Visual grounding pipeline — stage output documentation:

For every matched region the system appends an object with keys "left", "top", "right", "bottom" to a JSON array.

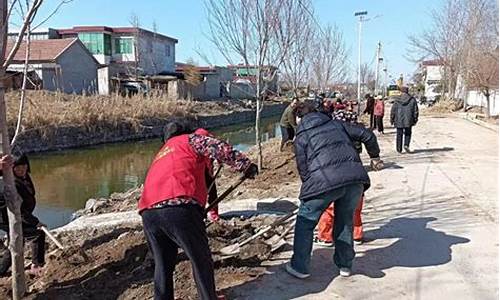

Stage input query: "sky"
[{"left": 26, "top": 0, "right": 441, "bottom": 83}]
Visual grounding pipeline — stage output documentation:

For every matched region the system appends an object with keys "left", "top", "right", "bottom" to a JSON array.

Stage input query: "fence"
[{"left": 465, "top": 89, "right": 499, "bottom": 116}]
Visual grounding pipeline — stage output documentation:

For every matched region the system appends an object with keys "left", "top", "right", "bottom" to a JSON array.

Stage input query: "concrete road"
[{"left": 228, "top": 115, "right": 498, "bottom": 300}]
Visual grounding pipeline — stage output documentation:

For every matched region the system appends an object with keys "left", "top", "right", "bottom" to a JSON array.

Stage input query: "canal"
[{"left": 29, "top": 116, "right": 282, "bottom": 228}]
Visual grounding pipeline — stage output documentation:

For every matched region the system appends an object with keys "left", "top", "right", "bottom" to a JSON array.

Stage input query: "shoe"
[
  {"left": 353, "top": 239, "right": 363, "bottom": 245},
  {"left": 285, "top": 262, "right": 310, "bottom": 279},
  {"left": 404, "top": 146, "right": 411, "bottom": 153},
  {"left": 313, "top": 237, "right": 333, "bottom": 247},
  {"left": 339, "top": 267, "right": 351, "bottom": 277}
]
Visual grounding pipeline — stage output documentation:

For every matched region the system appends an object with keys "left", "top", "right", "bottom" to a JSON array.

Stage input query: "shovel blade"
[{"left": 218, "top": 244, "right": 240, "bottom": 256}]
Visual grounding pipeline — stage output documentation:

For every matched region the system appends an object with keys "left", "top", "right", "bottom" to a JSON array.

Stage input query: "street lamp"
[{"left": 354, "top": 11, "right": 367, "bottom": 114}]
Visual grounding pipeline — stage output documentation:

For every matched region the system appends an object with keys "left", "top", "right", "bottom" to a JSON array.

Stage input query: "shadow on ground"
[
  {"left": 356, "top": 217, "right": 469, "bottom": 278},
  {"left": 225, "top": 216, "right": 470, "bottom": 299}
]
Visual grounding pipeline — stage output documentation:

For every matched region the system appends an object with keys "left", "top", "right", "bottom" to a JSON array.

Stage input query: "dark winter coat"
[
  {"left": 390, "top": 93, "right": 419, "bottom": 128},
  {"left": 363, "top": 96, "right": 375, "bottom": 115},
  {"left": 294, "top": 112, "right": 380, "bottom": 201},
  {"left": 0, "top": 174, "right": 39, "bottom": 228}
]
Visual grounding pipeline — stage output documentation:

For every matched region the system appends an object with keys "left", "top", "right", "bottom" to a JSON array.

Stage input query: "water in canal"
[{"left": 30, "top": 116, "right": 282, "bottom": 229}]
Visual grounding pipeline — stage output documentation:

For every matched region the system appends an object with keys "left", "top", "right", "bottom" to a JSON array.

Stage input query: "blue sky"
[{"left": 31, "top": 0, "right": 439, "bottom": 82}]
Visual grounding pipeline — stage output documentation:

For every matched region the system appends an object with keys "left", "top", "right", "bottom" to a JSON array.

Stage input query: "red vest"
[{"left": 138, "top": 134, "right": 208, "bottom": 212}]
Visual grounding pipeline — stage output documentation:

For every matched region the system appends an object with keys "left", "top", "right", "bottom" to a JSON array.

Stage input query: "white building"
[{"left": 56, "top": 26, "right": 177, "bottom": 76}]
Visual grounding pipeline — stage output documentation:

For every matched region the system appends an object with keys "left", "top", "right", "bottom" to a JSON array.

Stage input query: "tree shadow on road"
[{"left": 354, "top": 217, "right": 469, "bottom": 278}]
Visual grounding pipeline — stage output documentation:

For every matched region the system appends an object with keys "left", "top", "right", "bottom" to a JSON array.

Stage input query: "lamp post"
[{"left": 355, "top": 11, "right": 367, "bottom": 114}]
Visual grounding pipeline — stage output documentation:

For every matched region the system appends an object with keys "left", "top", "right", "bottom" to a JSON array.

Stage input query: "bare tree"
[
  {"left": 310, "top": 24, "right": 348, "bottom": 92},
  {"left": 0, "top": 1, "right": 74, "bottom": 298},
  {"left": 205, "top": 0, "right": 307, "bottom": 170},
  {"left": 129, "top": 13, "right": 141, "bottom": 80},
  {"left": 360, "top": 62, "right": 375, "bottom": 93},
  {"left": 281, "top": 0, "right": 313, "bottom": 96}
]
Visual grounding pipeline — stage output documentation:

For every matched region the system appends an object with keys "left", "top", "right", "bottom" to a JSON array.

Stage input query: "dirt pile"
[{"left": 0, "top": 215, "right": 284, "bottom": 299}]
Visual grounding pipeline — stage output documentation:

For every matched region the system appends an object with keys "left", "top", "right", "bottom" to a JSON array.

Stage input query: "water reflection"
[{"left": 29, "top": 116, "right": 281, "bottom": 228}]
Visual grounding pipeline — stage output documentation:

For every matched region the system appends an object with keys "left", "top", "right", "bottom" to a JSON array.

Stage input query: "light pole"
[{"left": 355, "top": 11, "right": 367, "bottom": 114}]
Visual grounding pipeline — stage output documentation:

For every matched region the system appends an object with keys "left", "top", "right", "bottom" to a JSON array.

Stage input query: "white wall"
[
  {"left": 424, "top": 65, "right": 443, "bottom": 99},
  {"left": 466, "top": 89, "right": 500, "bottom": 116}
]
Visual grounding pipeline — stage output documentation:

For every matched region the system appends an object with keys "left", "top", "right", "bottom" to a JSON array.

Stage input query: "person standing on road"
[
  {"left": 279, "top": 98, "right": 299, "bottom": 151},
  {"left": 374, "top": 95, "right": 385, "bottom": 135},
  {"left": 363, "top": 94, "right": 376, "bottom": 129},
  {"left": 139, "top": 118, "right": 258, "bottom": 300},
  {"left": 390, "top": 87, "right": 419, "bottom": 153},
  {"left": 286, "top": 103, "right": 382, "bottom": 279}
]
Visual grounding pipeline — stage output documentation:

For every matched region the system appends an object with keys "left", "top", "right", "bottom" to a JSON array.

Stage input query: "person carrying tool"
[
  {"left": 279, "top": 98, "right": 299, "bottom": 151},
  {"left": 139, "top": 117, "right": 258, "bottom": 300},
  {"left": 286, "top": 103, "right": 382, "bottom": 279},
  {"left": 0, "top": 154, "right": 46, "bottom": 277}
]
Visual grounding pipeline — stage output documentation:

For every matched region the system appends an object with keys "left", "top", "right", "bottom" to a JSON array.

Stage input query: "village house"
[{"left": 5, "top": 38, "right": 99, "bottom": 94}]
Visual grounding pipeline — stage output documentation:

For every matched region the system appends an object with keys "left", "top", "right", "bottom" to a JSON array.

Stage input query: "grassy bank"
[{"left": 5, "top": 91, "right": 255, "bottom": 135}]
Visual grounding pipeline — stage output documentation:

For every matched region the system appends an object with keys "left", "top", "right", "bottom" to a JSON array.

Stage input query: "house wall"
[
  {"left": 137, "top": 35, "right": 176, "bottom": 75},
  {"left": 57, "top": 42, "right": 98, "bottom": 94},
  {"left": 465, "top": 89, "right": 500, "bottom": 116}
]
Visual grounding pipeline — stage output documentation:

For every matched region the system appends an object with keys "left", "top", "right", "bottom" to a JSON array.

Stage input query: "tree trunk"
[
  {"left": 0, "top": 75, "right": 26, "bottom": 300},
  {"left": 0, "top": 2, "right": 26, "bottom": 298},
  {"left": 484, "top": 91, "right": 491, "bottom": 118},
  {"left": 255, "top": 67, "right": 263, "bottom": 171}
]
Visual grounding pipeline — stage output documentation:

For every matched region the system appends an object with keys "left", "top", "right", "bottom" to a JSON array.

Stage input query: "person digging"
[
  {"left": 286, "top": 103, "right": 382, "bottom": 279},
  {"left": 139, "top": 118, "right": 258, "bottom": 300},
  {"left": 0, "top": 154, "right": 47, "bottom": 277},
  {"left": 279, "top": 98, "right": 299, "bottom": 151}
]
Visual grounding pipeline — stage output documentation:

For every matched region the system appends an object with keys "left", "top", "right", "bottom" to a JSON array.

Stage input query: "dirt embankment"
[
  {"left": 76, "top": 138, "right": 300, "bottom": 217},
  {"left": 0, "top": 213, "right": 290, "bottom": 299}
]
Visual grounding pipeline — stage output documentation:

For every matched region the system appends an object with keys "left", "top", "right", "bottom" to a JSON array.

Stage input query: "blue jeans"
[{"left": 291, "top": 184, "right": 364, "bottom": 274}]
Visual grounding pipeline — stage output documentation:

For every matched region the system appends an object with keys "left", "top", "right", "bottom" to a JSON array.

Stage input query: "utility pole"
[
  {"left": 374, "top": 41, "right": 382, "bottom": 95},
  {"left": 383, "top": 63, "right": 388, "bottom": 97},
  {"left": 354, "top": 11, "right": 367, "bottom": 114}
]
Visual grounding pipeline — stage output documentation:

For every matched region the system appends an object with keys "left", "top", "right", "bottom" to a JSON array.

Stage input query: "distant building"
[
  {"left": 56, "top": 26, "right": 177, "bottom": 76},
  {"left": 5, "top": 38, "right": 99, "bottom": 94},
  {"left": 421, "top": 59, "right": 444, "bottom": 99},
  {"left": 174, "top": 63, "right": 233, "bottom": 100},
  {"left": 228, "top": 64, "right": 279, "bottom": 95}
]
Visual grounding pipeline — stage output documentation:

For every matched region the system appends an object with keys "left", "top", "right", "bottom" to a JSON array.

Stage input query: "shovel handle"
[
  {"left": 41, "top": 226, "right": 64, "bottom": 250},
  {"left": 205, "top": 175, "right": 246, "bottom": 214}
]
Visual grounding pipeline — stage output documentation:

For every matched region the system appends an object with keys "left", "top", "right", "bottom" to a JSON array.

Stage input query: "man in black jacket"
[
  {"left": 390, "top": 87, "right": 419, "bottom": 153},
  {"left": 286, "top": 104, "right": 382, "bottom": 279}
]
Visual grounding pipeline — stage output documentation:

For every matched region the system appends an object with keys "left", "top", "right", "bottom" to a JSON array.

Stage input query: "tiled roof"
[{"left": 5, "top": 38, "right": 78, "bottom": 62}]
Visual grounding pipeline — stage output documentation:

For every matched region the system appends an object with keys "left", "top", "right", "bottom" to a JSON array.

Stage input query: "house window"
[
  {"left": 79, "top": 32, "right": 109, "bottom": 55},
  {"left": 115, "top": 38, "right": 133, "bottom": 54},
  {"left": 166, "top": 44, "right": 171, "bottom": 57}
]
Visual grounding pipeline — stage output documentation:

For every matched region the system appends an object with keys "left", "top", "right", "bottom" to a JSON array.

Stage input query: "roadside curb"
[{"left": 457, "top": 112, "right": 498, "bottom": 132}]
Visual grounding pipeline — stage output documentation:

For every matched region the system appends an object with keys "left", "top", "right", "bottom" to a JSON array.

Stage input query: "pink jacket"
[{"left": 374, "top": 100, "right": 385, "bottom": 117}]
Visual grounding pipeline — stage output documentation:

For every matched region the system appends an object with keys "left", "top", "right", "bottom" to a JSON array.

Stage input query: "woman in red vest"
[{"left": 139, "top": 118, "right": 257, "bottom": 300}]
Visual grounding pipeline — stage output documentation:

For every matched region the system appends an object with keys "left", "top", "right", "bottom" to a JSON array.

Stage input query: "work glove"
[
  {"left": 370, "top": 158, "right": 384, "bottom": 171},
  {"left": 243, "top": 163, "right": 258, "bottom": 179}
]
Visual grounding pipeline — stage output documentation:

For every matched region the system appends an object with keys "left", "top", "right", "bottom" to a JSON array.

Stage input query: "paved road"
[{"left": 228, "top": 115, "right": 498, "bottom": 300}]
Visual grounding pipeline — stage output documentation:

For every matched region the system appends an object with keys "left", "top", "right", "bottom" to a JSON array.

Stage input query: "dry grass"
[{"left": 5, "top": 91, "right": 251, "bottom": 133}]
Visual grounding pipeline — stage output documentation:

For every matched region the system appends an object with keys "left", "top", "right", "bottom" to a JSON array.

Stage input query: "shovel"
[
  {"left": 42, "top": 226, "right": 90, "bottom": 263},
  {"left": 218, "top": 208, "right": 299, "bottom": 256},
  {"left": 205, "top": 175, "right": 246, "bottom": 215}
]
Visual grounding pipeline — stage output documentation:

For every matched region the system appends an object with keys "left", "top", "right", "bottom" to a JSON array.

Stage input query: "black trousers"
[
  {"left": 396, "top": 127, "right": 412, "bottom": 152},
  {"left": 142, "top": 204, "right": 217, "bottom": 300},
  {"left": 0, "top": 224, "right": 45, "bottom": 275},
  {"left": 375, "top": 116, "right": 384, "bottom": 133},
  {"left": 280, "top": 126, "right": 295, "bottom": 150},
  {"left": 369, "top": 113, "right": 375, "bottom": 129}
]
